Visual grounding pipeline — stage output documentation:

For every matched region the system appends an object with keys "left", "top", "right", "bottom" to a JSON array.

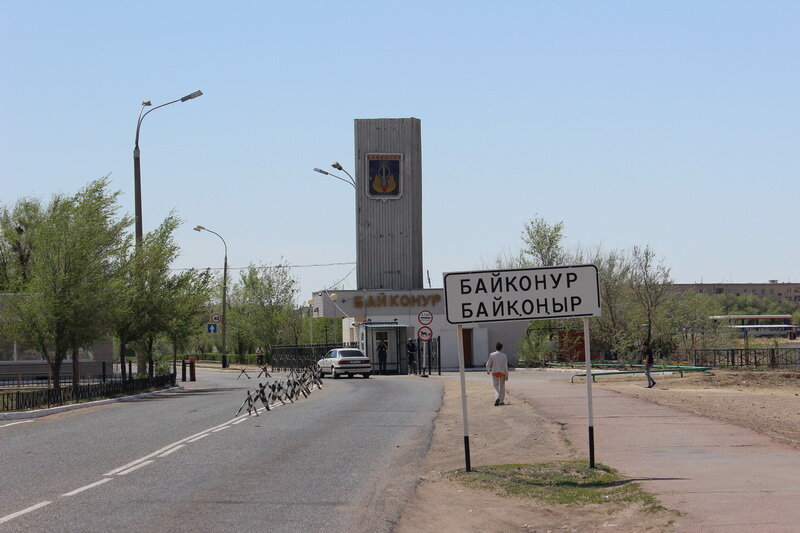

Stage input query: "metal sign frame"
[{"left": 443, "top": 264, "right": 600, "bottom": 325}]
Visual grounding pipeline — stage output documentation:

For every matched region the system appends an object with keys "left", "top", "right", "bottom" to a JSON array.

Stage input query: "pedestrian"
[
  {"left": 377, "top": 340, "right": 388, "bottom": 375},
  {"left": 486, "top": 342, "right": 509, "bottom": 406},
  {"left": 406, "top": 338, "right": 417, "bottom": 374},
  {"left": 643, "top": 343, "right": 656, "bottom": 388}
]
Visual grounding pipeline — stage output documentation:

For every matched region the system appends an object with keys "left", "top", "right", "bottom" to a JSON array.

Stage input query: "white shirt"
[{"left": 486, "top": 350, "right": 509, "bottom": 377}]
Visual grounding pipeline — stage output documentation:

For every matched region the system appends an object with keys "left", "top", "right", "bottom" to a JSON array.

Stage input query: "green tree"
[
  {"left": 629, "top": 245, "right": 674, "bottom": 350},
  {"left": 162, "top": 269, "right": 213, "bottom": 367},
  {"left": 0, "top": 198, "right": 43, "bottom": 289},
  {"left": 129, "top": 215, "right": 182, "bottom": 377},
  {"left": 228, "top": 264, "right": 298, "bottom": 356},
  {"left": 2, "top": 179, "right": 128, "bottom": 389}
]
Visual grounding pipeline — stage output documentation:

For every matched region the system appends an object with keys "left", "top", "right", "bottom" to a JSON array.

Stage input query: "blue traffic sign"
[{"left": 207, "top": 323, "right": 218, "bottom": 333}]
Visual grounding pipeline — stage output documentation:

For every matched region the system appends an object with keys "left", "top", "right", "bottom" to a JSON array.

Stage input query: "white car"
[{"left": 318, "top": 348, "right": 372, "bottom": 379}]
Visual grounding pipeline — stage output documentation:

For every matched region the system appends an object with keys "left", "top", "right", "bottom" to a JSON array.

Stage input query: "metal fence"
[
  {"left": 1, "top": 373, "right": 176, "bottom": 412},
  {"left": 691, "top": 348, "right": 800, "bottom": 369},
  {"left": 270, "top": 343, "right": 358, "bottom": 372}
]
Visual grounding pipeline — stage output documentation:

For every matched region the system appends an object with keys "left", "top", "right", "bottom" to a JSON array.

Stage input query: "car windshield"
[{"left": 338, "top": 350, "right": 365, "bottom": 358}]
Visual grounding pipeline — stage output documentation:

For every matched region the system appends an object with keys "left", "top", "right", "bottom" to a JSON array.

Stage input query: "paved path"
[{"left": 507, "top": 370, "right": 800, "bottom": 532}]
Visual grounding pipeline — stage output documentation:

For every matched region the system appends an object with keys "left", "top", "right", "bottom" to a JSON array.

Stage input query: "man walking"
[{"left": 486, "top": 342, "right": 509, "bottom": 406}]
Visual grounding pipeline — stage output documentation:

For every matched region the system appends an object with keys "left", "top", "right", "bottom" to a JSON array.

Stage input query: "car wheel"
[
  {"left": 347, "top": 374, "right": 354, "bottom": 378},
  {"left": 362, "top": 373, "right": 371, "bottom": 379}
]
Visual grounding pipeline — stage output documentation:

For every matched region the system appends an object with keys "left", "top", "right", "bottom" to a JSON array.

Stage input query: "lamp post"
[
  {"left": 134, "top": 90, "right": 203, "bottom": 245},
  {"left": 194, "top": 225, "right": 227, "bottom": 363}
]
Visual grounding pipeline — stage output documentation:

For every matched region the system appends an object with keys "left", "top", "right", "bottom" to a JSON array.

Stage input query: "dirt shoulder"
[
  {"left": 396, "top": 376, "right": 678, "bottom": 532},
  {"left": 596, "top": 369, "right": 800, "bottom": 449}
]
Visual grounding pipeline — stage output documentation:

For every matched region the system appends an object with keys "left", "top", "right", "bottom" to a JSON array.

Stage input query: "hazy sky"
[{"left": 2, "top": 1, "right": 798, "bottom": 301}]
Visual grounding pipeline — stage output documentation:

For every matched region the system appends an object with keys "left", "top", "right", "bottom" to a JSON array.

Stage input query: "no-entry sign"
[{"left": 443, "top": 264, "right": 601, "bottom": 324}]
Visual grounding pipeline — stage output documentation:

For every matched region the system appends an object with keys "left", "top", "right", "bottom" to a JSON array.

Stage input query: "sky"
[{"left": 2, "top": 1, "right": 798, "bottom": 302}]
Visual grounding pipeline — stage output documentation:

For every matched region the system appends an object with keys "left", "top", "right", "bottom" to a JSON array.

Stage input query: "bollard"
[
  {"left": 102, "top": 361, "right": 107, "bottom": 383},
  {"left": 181, "top": 359, "right": 187, "bottom": 382},
  {"left": 221, "top": 355, "right": 227, "bottom": 369},
  {"left": 128, "top": 360, "right": 132, "bottom": 379},
  {"left": 189, "top": 357, "right": 196, "bottom": 382}
]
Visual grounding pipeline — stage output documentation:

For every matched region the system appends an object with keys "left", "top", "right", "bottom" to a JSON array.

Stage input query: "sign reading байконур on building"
[{"left": 443, "top": 265, "right": 601, "bottom": 324}]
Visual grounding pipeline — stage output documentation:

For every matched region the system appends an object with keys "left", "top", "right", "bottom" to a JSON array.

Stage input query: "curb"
[{"left": 0, "top": 386, "right": 183, "bottom": 421}]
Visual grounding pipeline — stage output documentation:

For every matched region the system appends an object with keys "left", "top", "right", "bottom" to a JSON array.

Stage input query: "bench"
[{"left": 570, "top": 366, "right": 711, "bottom": 383}]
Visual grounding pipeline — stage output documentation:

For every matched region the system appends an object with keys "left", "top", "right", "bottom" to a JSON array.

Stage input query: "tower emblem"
[{"left": 367, "top": 154, "right": 402, "bottom": 199}]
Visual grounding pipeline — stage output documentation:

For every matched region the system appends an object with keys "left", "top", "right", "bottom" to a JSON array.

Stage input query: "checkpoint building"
[{"left": 311, "top": 118, "right": 527, "bottom": 372}]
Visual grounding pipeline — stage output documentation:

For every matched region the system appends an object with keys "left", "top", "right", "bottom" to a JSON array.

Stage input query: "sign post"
[
  {"left": 444, "top": 265, "right": 601, "bottom": 470},
  {"left": 456, "top": 324, "right": 471, "bottom": 471}
]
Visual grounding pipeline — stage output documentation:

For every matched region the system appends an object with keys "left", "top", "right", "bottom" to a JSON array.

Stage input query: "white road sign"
[{"left": 443, "top": 264, "right": 601, "bottom": 324}]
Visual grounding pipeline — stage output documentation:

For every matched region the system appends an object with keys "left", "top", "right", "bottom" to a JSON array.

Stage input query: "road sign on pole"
[
  {"left": 211, "top": 313, "right": 222, "bottom": 324},
  {"left": 417, "top": 326, "right": 433, "bottom": 342},
  {"left": 418, "top": 310, "right": 433, "bottom": 325},
  {"left": 443, "top": 264, "right": 600, "bottom": 324},
  {"left": 443, "top": 264, "right": 602, "bottom": 470},
  {"left": 207, "top": 324, "right": 218, "bottom": 334}
]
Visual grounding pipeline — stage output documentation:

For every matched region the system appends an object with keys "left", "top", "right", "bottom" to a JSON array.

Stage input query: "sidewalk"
[{"left": 510, "top": 370, "right": 800, "bottom": 532}]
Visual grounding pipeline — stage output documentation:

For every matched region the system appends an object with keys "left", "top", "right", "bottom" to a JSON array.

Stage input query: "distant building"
[
  {"left": 675, "top": 280, "right": 800, "bottom": 302},
  {"left": 710, "top": 315, "right": 798, "bottom": 338}
]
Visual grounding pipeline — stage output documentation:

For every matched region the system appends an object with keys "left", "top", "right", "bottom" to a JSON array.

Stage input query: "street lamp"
[
  {"left": 313, "top": 166, "right": 355, "bottom": 189},
  {"left": 134, "top": 90, "right": 203, "bottom": 244},
  {"left": 194, "top": 225, "right": 227, "bottom": 363}
]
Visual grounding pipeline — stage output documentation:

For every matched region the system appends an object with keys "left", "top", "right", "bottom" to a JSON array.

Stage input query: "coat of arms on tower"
[{"left": 367, "top": 154, "right": 402, "bottom": 199}]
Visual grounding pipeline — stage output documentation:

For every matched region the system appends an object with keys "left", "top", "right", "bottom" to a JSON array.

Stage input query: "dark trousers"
[{"left": 378, "top": 356, "right": 387, "bottom": 374}]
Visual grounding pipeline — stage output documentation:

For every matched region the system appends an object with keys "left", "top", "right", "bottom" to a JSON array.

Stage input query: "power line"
[{"left": 169, "top": 261, "right": 356, "bottom": 272}]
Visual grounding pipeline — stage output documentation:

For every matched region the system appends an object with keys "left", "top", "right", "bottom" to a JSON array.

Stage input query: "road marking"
[
  {"left": 62, "top": 478, "right": 112, "bottom": 497},
  {"left": 211, "top": 426, "right": 231, "bottom": 433},
  {"left": 157, "top": 445, "right": 185, "bottom": 458},
  {"left": 0, "top": 501, "right": 51, "bottom": 524},
  {"left": 117, "top": 460, "right": 154, "bottom": 475},
  {"left": 232, "top": 417, "right": 249, "bottom": 425},
  {"left": 0, "top": 420, "right": 33, "bottom": 428},
  {"left": 187, "top": 433, "right": 209, "bottom": 443}
]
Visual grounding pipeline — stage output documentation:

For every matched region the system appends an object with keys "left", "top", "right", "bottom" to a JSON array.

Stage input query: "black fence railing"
[
  {"left": 691, "top": 348, "right": 800, "bottom": 369},
  {"left": 270, "top": 343, "right": 357, "bottom": 372},
  {"left": 1, "top": 373, "right": 176, "bottom": 412}
]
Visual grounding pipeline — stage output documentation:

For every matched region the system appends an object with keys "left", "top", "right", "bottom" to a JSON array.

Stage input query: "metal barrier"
[
  {"left": 1, "top": 373, "right": 176, "bottom": 412},
  {"left": 236, "top": 366, "right": 323, "bottom": 417}
]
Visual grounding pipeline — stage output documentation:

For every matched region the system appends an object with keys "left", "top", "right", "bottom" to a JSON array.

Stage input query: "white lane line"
[
  {"left": 211, "top": 426, "right": 231, "bottom": 433},
  {"left": 0, "top": 420, "right": 33, "bottom": 428},
  {"left": 231, "top": 417, "right": 249, "bottom": 425},
  {"left": 62, "top": 478, "right": 113, "bottom": 497},
  {"left": 0, "top": 501, "right": 52, "bottom": 524},
  {"left": 157, "top": 445, "right": 185, "bottom": 458},
  {"left": 116, "top": 460, "right": 154, "bottom": 476},
  {"left": 101, "top": 386, "right": 311, "bottom": 476}
]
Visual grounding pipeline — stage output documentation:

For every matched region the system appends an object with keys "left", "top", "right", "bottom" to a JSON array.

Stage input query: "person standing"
[
  {"left": 643, "top": 343, "right": 656, "bottom": 388},
  {"left": 406, "top": 338, "right": 417, "bottom": 374},
  {"left": 377, "top": 340, "right": 388, "bottom": 375},
  {"left": 486, "top": 342, "right": 509, "bottom": 406}
]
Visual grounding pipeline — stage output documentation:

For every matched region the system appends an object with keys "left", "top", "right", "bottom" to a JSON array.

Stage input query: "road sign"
[
  {"left": 443, "top": 264, "right": 601, "bottom": 324},
  {"left": 207, "top": 323, "right": 218, "bottom": 333},
  {"left": 417, "top": 309, "right": 433, "bottom": 325},
  {"left": 211, "top": 313, "right": 222, "bottom": 324},
  {"left": 417, "top": 326, "right": 433, "bottom": 342}
]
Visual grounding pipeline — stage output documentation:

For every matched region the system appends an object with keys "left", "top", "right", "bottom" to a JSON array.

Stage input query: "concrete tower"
[{"left": 355, "top": 118, "right": 423, "bottom": 290}]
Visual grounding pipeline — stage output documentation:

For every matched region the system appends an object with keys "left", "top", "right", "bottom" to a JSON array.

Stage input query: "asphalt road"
[{"left": 0, "top": 369, "right": 443, "bottom": 532}]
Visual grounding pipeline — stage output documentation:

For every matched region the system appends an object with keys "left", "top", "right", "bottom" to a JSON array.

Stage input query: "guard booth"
[{"left": 358, "top": 321, "right": 411, "bottom": 374}]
